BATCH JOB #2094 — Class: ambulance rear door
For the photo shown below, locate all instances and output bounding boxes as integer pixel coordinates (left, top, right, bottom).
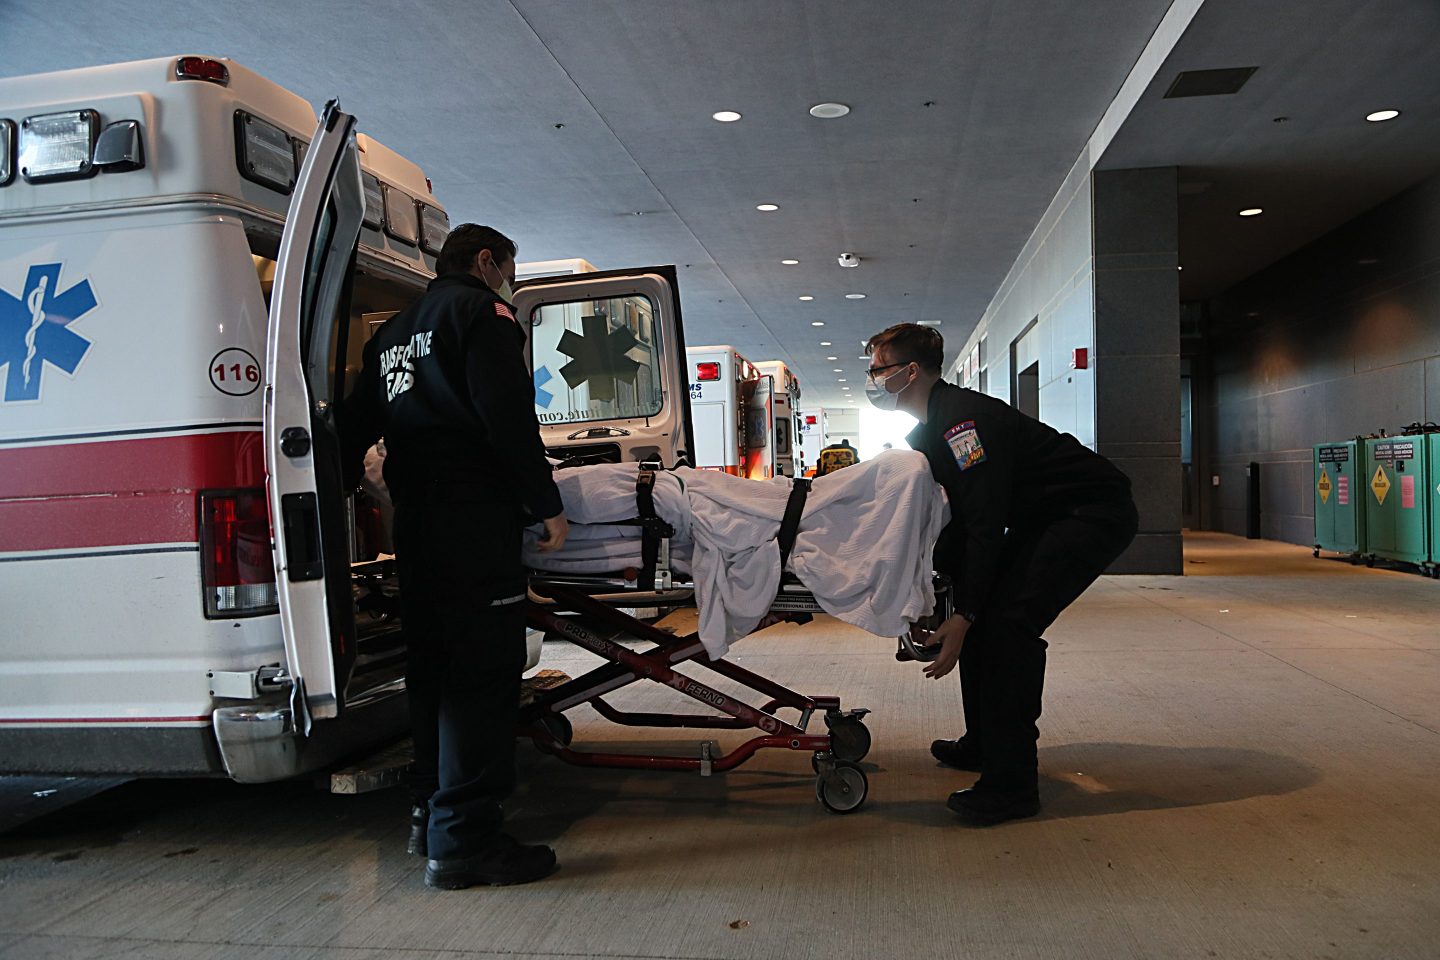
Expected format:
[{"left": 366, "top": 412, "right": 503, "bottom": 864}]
[
  {"left": 262, "top": 101, "right": 365, "bottom": 730},
  {"left": 513, "top": 266, "right": 694, "bottom": 467}
]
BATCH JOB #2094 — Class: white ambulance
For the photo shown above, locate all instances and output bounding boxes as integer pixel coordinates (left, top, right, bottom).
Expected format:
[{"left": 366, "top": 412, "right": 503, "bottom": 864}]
[
  {"left": 799, "top": 408, "right": 830, "bottom": 477},
  {"left": 0, "top": 56, "right": 697, "bottom": 783},
  {"left": 754, "top": 360, "right": 802, "bottom": 477},
  {"left": 685, "top": 345, "right": 774, "bottom": 479}
]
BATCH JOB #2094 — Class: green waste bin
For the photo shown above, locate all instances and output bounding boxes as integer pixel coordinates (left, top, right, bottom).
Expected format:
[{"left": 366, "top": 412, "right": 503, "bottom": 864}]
[
  {"left": 1313, "top": 440, "right": 1366, "bottom": 557},
  {"left": 1429, "top": 434, "right": 1440, "bottom": 577},
  {"left": 1363, "top": 435, "right": 1431, "bottom": 568}
]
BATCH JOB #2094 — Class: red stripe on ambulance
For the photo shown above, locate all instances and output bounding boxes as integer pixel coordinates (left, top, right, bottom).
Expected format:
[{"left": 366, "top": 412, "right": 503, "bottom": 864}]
[{"left": 0, "top": 431, "right": 263, "bottom": 553}]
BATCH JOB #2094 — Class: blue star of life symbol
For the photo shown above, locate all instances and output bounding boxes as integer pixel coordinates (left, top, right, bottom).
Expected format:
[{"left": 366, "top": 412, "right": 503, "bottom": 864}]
[
  {"left": 534, "top": 364, "right": 555, "bottom": 409},
  {"left": 0, "top": 263, "right": 97, "bottom": 402}
]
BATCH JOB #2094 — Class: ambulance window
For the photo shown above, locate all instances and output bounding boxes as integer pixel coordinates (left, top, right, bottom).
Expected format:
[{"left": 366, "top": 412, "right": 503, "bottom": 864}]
[
  {"left": 529, "top": 293, "right": 664, "bottom": 424},
  {"left": 328, "top": 270, "right": 420, "bottom": 403}
]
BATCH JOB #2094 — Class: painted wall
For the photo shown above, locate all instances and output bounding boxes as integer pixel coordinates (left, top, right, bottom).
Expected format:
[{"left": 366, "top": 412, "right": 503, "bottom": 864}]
[
  {"left": 948, "top": 150, "right": 1098, "bottom": 446},
  {"left": 1202, "top": 171, "right": 1440, "bottom": 544}
]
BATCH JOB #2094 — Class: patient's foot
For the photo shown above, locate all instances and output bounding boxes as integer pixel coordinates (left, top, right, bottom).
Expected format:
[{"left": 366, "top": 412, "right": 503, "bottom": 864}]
[
  {"left": 929, "top": 736, "right": 983, "bottom": 772},
  {"left": 425, "top": 835, "right": 558, "bottom": 889}
]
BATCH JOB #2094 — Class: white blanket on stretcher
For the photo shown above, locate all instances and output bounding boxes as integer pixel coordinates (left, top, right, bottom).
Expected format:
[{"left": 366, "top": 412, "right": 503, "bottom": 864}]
[{"left": 522, "top": 451, "right": 949, "bottom": 659}]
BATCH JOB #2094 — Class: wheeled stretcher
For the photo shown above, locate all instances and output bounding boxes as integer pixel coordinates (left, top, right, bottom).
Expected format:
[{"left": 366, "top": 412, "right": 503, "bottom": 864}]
[{"left": 519, "top": 465, "right": 952, "bottom": 813}]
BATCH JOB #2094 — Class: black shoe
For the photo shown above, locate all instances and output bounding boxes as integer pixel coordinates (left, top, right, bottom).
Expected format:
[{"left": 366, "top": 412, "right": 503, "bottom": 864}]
[
  {"left": 424, "top": 836, "right": 558, "bottom": 889},
  {"left": 929, "top": 737, "right": 983, "bottom": 772},
  {"left": 946, "top": 786, "right": 1040, "bottom": 825},
  {"left": 407, "top": 804, "right": 429, "bottom": 857}
]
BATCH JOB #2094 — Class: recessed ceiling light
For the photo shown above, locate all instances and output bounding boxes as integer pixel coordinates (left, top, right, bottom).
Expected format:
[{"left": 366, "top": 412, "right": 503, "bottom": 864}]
[
  {"left": 1366, "top": 109, "right": 1400, "bottom": 122},
  {"left": 838, "top": 379, "right": 847, "bottom": 383},
  {"left": 811, "top": 321, "right": 825, "bottom": 326},
  {"left": 833, "top": 368, "right": 843, "bottom": 372},
  {"left": 845, "top": 293, "right": 866, "bottom": 300},
  {"left": 756, "top": 203, "right": 780, "bottom": 212},
  {"left": 781, "top": 259, "right": 799, "bottom": 265},
  {"left": 819, "top": 341, "right": 832, "bottom": 346},
  {"left": 712, "top": 110, "right": 742, "bottom": 122},
  {"left": 1177, "top": 265, "right": 1184, "bottom": 271},
  {"left": 1238, "top": 207, "right": 1263, "bottom": 217},
  {"left": 917, "top": 320, "right": 942, "bottom": 327},
  {"left": 799, "top": 295, "right": 814, "bottom": 301},
  {"left": 809, "top": 102, "right": 851, "bottom": 119}
]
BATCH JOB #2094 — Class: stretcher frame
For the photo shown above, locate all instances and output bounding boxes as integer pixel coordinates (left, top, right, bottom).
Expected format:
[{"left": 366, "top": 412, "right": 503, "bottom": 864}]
[{"left": 519, "top": 578, "right": 949, "bottom": 814}]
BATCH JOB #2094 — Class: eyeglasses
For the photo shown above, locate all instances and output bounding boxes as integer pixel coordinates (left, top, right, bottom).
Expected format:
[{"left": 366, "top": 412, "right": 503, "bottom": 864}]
[{"left": 866, "top": 361, "right": 911, "bottom": 378}]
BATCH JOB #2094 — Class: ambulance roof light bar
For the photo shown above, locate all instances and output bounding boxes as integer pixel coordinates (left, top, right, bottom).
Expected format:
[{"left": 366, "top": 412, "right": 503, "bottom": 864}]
[{"left": 176, "top": 56, "right": 230, "bottom": 85}]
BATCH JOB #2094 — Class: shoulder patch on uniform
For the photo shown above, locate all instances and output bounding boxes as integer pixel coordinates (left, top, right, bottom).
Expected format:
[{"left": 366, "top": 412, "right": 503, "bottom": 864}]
[
  {"left": 943, "top": 420, "right": 987, "bottom": 472},
  {"left": 494, "top": 301, "right": 515, "bottom": 322}
]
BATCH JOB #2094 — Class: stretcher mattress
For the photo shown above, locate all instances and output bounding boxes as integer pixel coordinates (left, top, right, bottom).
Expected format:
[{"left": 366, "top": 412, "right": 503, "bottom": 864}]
[{"left": 524, "top": 451, "right": 950, "bottom": 658}]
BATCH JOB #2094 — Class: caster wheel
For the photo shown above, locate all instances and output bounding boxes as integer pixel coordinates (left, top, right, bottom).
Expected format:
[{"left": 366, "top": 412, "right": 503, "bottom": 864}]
[
  {"left": 1366, "top": 556, "right": 1376, "bottom": 568},
  {"left": 1313, "top": 547, "right": 1321, "bottom": 558},
  {"left": 536, "top": 713, "right": 573, "bottom": 747},
  {"left": 826, "top": 717, "right": 872, "bottom": 763},
  {"left": 815, "top": 761, "right": 868, "bottom": 814}
]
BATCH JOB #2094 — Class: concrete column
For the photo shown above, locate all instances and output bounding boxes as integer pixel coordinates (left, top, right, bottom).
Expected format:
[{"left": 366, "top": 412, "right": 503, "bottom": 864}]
[{"left": 1092, "top": 167, "right": 1183, "bottom": 573}]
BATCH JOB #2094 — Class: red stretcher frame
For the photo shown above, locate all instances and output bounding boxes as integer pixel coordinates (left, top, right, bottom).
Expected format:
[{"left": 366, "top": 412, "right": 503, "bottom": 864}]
[{"left": 519, "top": 582, "right": 874, "bottom": 813}]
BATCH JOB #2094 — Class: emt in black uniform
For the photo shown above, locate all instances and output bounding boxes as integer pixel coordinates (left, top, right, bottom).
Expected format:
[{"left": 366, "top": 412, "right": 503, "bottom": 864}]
[
  {"left": 341, "top": 224, "right": 568, "bottom": 887},
  {"left": 865, "top": 323, "right": 1137, "bottom": 825}
]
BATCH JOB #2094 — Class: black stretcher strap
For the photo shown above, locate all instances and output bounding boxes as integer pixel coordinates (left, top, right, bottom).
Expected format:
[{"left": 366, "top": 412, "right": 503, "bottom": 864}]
[
  {"left": 777, "top": 478, "right": 810, "bottom": 571},
  {"left": 634, "top": 468, "right": 674, "bottom": 585}
]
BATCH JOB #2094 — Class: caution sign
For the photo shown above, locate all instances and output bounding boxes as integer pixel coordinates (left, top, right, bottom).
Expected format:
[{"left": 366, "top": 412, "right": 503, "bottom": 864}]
[
  {"left": 1317, "top": 469, "right": 1332, "bottom": 504},
  {"left": 1371, "top": 464, "right": 1391, "bottom": 505}
]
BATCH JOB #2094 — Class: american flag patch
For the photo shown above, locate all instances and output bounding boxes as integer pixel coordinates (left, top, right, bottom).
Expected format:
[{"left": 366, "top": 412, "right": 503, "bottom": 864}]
[{"left": 494, "top": 301, "right": 515, "bottom": 322}]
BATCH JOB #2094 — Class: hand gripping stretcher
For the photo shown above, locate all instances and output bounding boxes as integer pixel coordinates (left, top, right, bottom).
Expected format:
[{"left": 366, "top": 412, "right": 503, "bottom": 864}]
[{"left": 520, "top": 465, "right": 952, "bottom": 814}]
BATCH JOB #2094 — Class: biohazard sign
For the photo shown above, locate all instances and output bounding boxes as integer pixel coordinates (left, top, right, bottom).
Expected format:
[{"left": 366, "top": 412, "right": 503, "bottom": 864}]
[
  {"left": 1317, "top": 469, "right": 1332, "bottom": 504},
  {"left": 1371, "top": 464, "right": 1391, "bottom": 505}
]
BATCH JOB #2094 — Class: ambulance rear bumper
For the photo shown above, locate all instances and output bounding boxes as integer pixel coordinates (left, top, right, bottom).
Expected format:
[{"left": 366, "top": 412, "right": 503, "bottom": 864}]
[{"left": 213, "top": 679, "right": 408, "bottom": 783}]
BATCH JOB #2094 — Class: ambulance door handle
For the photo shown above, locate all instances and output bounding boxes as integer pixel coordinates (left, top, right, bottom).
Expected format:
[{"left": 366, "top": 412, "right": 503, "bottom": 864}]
[{"left": 280, "top": 426, "right": 312, "bottom": 458}]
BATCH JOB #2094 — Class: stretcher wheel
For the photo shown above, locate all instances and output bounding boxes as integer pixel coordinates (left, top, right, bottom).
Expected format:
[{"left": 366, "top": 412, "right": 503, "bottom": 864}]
[
  {"left": 536, "top": 713, "right": 573, "bottom": 747},
  {"left": 826, "top": 717, "right": 872, "bottom": 763},
  {"left": 1313, "top": 547, "right": 1320, "bottom": 558},
  {"left": 815, "top": 761, "right": 868, "bottom": 814}
]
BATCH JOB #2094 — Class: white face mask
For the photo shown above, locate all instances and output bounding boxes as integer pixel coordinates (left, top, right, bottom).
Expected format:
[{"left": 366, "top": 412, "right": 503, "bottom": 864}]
[
  {"left": 481, "top": 257, "right": 514, "bottom": 303},
  {"left": 865, "top": 365, "right": 910, "bottom": 411}
]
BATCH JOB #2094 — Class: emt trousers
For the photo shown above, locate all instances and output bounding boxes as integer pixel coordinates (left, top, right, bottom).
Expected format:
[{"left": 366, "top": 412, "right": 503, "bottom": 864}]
[
  {"left": 957, "top": 496, "right": 1138, "bottom": 791},
  {"left": 394, "top": 491, "right": 527, "bottom": 861}
]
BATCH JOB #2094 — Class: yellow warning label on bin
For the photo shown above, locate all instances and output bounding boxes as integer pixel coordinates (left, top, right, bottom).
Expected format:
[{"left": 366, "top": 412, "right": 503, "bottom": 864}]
[
  {"left": 1317, "top": 470, "right": 1331, "bottom": 504},
  {"left": 1371, "top": 464, "right": 1391, "bottom": 505}
]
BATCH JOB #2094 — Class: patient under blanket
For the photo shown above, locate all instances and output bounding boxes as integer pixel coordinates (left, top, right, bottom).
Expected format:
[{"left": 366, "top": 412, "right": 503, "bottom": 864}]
[{"left": 523, "top": 450, "right": 949, "bottom": 659}]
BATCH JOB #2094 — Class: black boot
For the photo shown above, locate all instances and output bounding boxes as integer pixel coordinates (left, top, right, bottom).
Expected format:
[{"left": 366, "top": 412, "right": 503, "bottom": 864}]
[
  {"left": 407, "top": 804, "right": 429, "bottom": 857},
  {"left": 946, "top": 784, "right": 1040, "bottom": 825},
  {"left": 929, "top": 736, "right": 983, "bottom": 772},
  {"left": 424, "top": 835, "right": 558, "bottom": 889}
]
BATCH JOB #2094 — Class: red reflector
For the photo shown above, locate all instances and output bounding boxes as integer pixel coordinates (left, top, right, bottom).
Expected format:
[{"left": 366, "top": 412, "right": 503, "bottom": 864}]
[
  {"left": 199, "top": 489, "right": 276, "bottom": 617},
  {"left": 805, "top": 415, "right": 817, "bottom": 425},
  {"left": 176, "top": 57, "right": 230, "bottom": 85},
  {"left": 696, "top": 362, "right": 721, "bottom": 381}
]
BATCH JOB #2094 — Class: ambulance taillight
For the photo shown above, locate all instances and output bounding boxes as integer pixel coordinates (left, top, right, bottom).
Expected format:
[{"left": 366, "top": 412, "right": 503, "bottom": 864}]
[{"left": 199, "top": 490, "right": 278, "bottom": 618}]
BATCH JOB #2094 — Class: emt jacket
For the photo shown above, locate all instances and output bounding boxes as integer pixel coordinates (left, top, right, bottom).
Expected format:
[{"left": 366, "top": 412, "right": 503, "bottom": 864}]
[
  {"left": 339, "top": 272, "right": 562, "bottom": 520},
  {"left": 906, "top": 380, "right": 1132, "bottom": 616}
]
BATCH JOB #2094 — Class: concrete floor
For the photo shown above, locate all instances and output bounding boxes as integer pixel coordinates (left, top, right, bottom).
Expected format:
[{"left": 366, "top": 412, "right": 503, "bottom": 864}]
[{"left": 2, "top": 532, "right": 1438, "bottom": 960}]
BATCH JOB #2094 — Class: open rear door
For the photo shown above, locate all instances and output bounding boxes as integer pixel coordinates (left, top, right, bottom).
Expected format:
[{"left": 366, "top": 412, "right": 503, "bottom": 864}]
[
  {"left": 513, "top": 266, "right": 693, "bottom": 466},
  {"left": 263, "top": 101, "right": 365, "bottom": 731}
]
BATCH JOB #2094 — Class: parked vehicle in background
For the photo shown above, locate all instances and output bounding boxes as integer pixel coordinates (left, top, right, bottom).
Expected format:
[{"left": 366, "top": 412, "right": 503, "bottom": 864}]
[
  {"left": 755, "top": 360, "right": 802, "bottom": 477},
  {"left": 686, "top": 345, "right": 773, "bottom": 478}
]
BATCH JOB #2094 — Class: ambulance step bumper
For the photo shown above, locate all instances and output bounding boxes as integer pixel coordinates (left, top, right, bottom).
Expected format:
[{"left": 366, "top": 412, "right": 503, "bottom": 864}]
[{"left": 213, "top": 679, "right": 408, "bottom": 784}]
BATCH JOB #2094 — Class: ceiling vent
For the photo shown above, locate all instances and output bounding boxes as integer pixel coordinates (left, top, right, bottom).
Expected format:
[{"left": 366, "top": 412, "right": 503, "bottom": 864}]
[{"left": 1163, "top": 67, "right": 1258, "bottom": 98}]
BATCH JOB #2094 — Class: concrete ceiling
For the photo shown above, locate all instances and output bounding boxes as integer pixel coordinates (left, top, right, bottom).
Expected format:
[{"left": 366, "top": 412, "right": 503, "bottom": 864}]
[
  {"left": 0, "top": 0, "right": 1175, "bottom": 407},
  {"left": 1098, "top": 0, "right": 1440, "bottom": 302}
]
